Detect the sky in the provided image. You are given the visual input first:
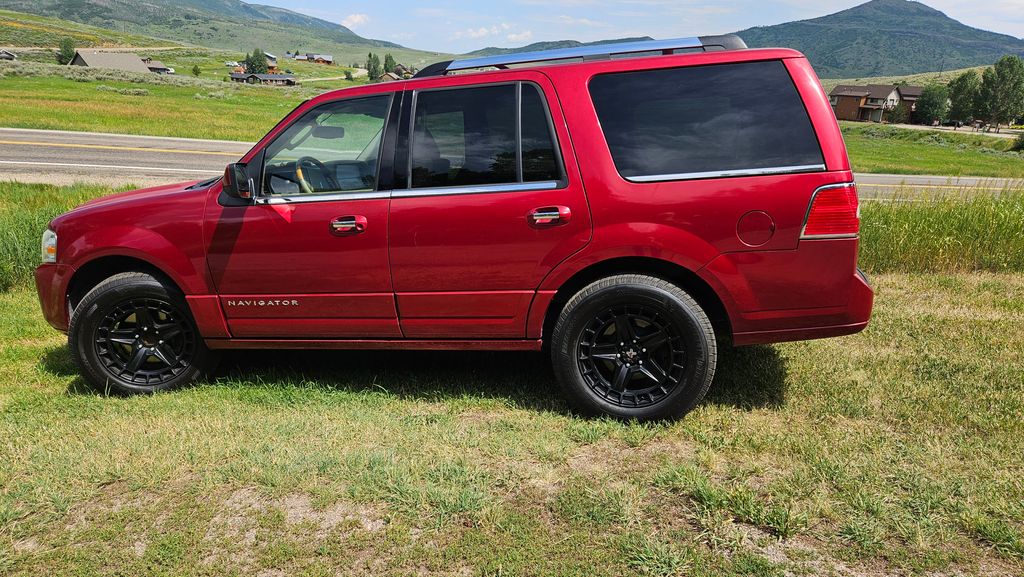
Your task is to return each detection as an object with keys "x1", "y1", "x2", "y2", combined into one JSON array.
[{"x1": 268, "y1": 0, "x2": 1024, "y2": 53}]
